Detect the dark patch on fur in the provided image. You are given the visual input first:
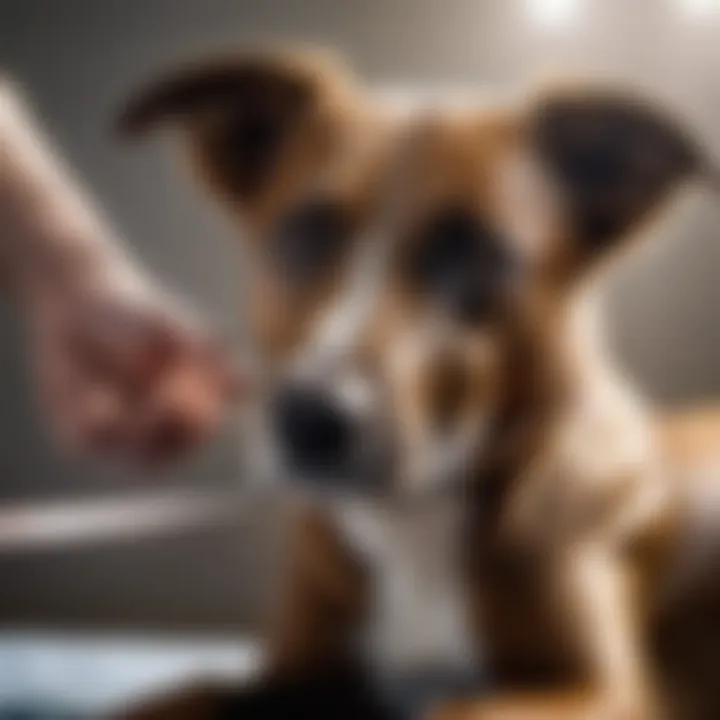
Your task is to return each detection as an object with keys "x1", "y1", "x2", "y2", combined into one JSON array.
[
  {"x1": 532, "y1": 91, "x2": 700, "y2": 253},
  {"x1": 116, "y1": 56, "x2": 317, "y2": 198},
  {"x1": 272, "y1": 198, "x2": 352, "y2": 284},
  {"x1": 406, "y1": 206, "x2": 518, "y2": 325}
]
